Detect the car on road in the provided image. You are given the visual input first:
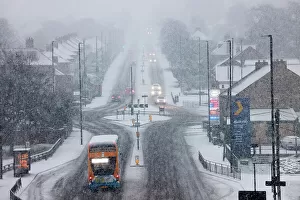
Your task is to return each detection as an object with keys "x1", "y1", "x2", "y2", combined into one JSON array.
[
  {"x1": 155, "y1": 96, "x2": 166, "y2": 105},
  {"x1": 149, "y1": 53, "x2": 156, "y2": 63},
  {"x1": 151, "y1": 83, "x2": 162, "y2": 96},
  {"x1": 111, "y1": 94, "x2": 122, "y2": 102},
  {"x1": 125, "y1": 87, "x2": 135, "y2": 96}
]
